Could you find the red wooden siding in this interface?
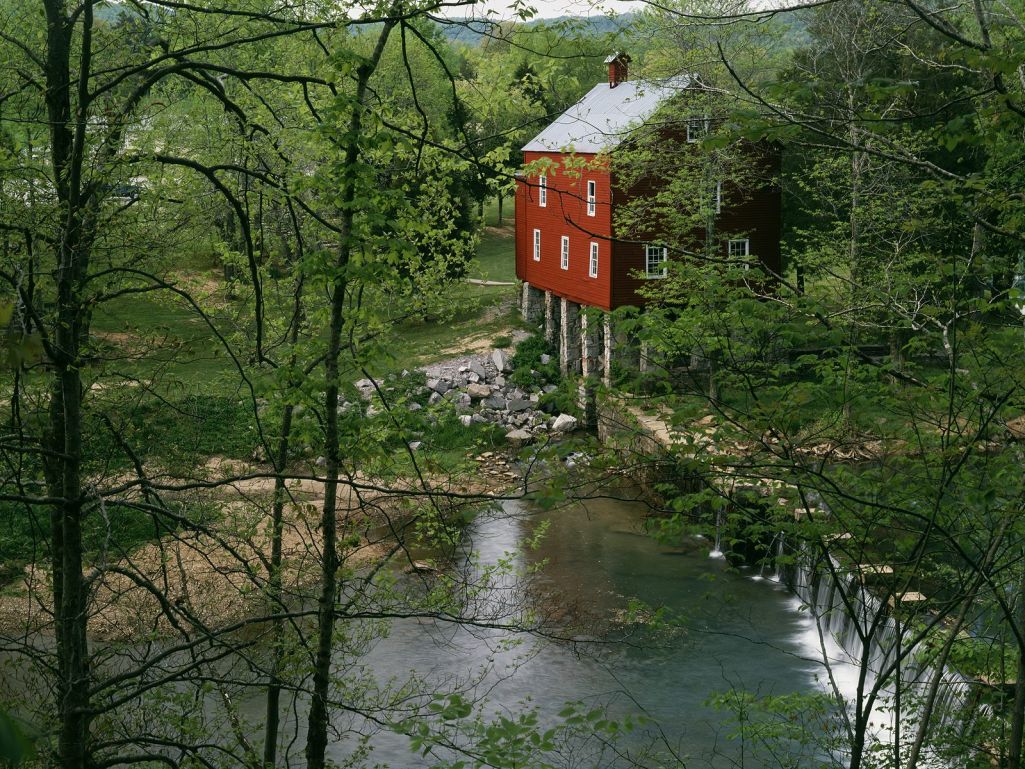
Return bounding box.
[610,144,782,308]
[515,151,615,311]
[515,146,782,312]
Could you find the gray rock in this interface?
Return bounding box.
[408,441,422,451]
[510,388,527,402]
[469,360,487,379]
[426,378,451,394]
[543,384,558,394]
[459,414,473,427]
[552,413,578,433]
[507,398,532,413]
[355,379,374,390]
[494,375,506,387]
[505,429,534,447]
[466,383,491,400]
[315,456,327,467]
[485,394,507,410]
[466,372,479,384]
[471,413,488,425]
[407,402,422,412]
[540,353,551,365]
[428,391,442,405]
[491,349,512,373]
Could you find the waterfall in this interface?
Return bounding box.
[788,551,985,767]
[709,508,725,559]
[771,533,785,582]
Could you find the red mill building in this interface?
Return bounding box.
[514,53,782,388]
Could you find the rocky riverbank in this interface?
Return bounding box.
[356,347,579,447]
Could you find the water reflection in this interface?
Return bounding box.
[319,491,822,768]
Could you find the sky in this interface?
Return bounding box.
[439,0,791,22]
[435,0,643,21]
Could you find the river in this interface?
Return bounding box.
[295,489,828,768]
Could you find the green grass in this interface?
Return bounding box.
[89,292,240,390]
[384,283,519,369]
[467,197,516,283]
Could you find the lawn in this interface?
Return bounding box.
[84,197,521,383]
[468,198,517,284]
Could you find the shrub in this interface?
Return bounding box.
[508,333,559,388]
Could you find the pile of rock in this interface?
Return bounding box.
[358,349,580,446]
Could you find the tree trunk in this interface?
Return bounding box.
[263,226,307,768]
[1008,560,1025,769]
[42,1,95,766]
[497,192,503,226]
[262,401,295,769]
[304,26,394,769]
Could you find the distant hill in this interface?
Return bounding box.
[435,12,639,47]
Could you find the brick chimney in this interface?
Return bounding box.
[605,52,630,88]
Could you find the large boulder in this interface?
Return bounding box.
[505,429,534,447]
[426,378,451,394]
[485,394,508,410]
[551,413,578,433]
[491,349,512,373]
[466,383,492,400]
[507,399,532,413]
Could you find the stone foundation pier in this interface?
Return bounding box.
[544,291,561,345]
[578,310,602,427]
[521,282,544,326]
[601,314,638,386]
[559,298,581,376]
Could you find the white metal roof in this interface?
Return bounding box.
[521,75,693,154]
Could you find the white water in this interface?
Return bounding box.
[788,551,983,767]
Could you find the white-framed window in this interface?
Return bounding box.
[538,175,547,207]
[686,115,709,143]
[560,235,570,270]
[587,180,596,217]
[645,245,667,278]
[728,238,750,265]
[715,180,722,213]
[533,229,541,261]
[589,242,599,278]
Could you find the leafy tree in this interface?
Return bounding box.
[611,1,1025,768]
[0,2,578,769]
